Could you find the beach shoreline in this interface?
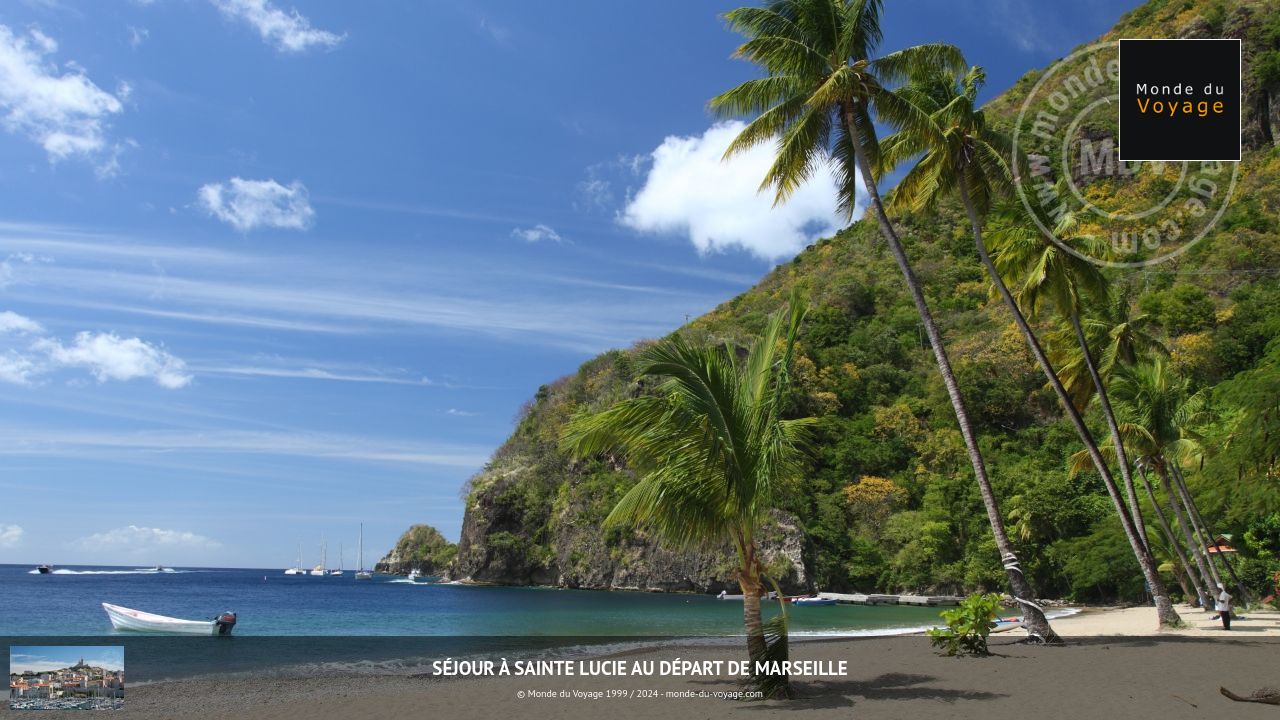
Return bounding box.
[27,604,1273,720]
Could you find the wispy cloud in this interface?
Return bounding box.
[0,24,126,170]
[0,224,723,354]
[197,177,315,231]
[0,426,490,468]
[209,0,344,53]
[73,524,221,554]
[127,25,148,49]
[511,223,563,243]
[0,523,22,548]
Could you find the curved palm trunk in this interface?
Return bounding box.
[1154,460,1216,606]
[1068,308,1149,551]
[737,537,789,698]
[1168,464,1247,601]
[1138,465,1208,607]
[843,107,1059,643]
[958,176,1180,628]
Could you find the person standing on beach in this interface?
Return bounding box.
[1215,583,1232,630]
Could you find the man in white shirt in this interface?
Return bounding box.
[1215,583,1232,630]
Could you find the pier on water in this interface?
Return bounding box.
[816,592,962,607]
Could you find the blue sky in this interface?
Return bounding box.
[0,0,1138,568]
[10,645,124,673]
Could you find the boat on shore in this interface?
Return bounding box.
[791,597,837,607]
[102,603,237,635]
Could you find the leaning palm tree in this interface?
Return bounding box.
[1102,360,1248,603]
[561,299,814,699]
[878,64,1180,626]
[709,0,1060,642]
[987,205,1152,551]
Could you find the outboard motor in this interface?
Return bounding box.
[215,611,237,636]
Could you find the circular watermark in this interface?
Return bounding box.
[1012,42,1238,268]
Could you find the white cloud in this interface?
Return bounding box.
[620,120,853,260]
[0,353,38,384]
[0,523,22,548]
[197,177,315,231]
[446,408,478,417]
[0,24,125,166]
[127,25,149,49]
[74,525,221,554]
[35,331,192,388]
[511,223,563,243]
[0,310,42,334]
[210,0,344,53]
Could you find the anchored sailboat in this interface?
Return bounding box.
[329,544,344,576]
[355,523,372,580]
[283,543,305,575]
[309,539,327,576]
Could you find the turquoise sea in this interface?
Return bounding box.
[1,564,947,637]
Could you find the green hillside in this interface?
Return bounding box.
[446,0,1280,603]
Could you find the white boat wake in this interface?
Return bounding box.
[27,568,201,575]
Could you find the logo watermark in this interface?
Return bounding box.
[1012,42,1239,268]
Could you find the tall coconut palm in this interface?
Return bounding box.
[877,64,1180,626]
[1136,460,1210,607]
[1105,362,1249,601]
[708,0,1059,642]
[561,299,814,698]
[1082,360,1219,605]
[987,206,1151,551]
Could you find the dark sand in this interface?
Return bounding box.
[9,635,1275,720]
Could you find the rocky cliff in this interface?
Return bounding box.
[375,524,457,576]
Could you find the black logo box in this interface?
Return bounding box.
[1119,38,1241,162]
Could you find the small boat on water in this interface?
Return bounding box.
[102,603,237,635]
[329,545,344,576]
[35,565,52,574]
[284,543,306,575]
[790,597,837,607]
[407,569,424,582]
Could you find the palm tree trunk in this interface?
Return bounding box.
[1167,464,1222,589]
[843,107,1059,643]
[1172,463,1249,602]
[1068,308,1149,551]
[1168,464,1248,601]
[738,538,767,663]
[1155,460,1215,608]
[957,175,1180,628]
[1138,464,1208,607]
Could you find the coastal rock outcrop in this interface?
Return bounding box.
[375,524,457,576]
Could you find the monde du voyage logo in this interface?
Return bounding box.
[1119,38,1242,162]
[1013,38,1241,268]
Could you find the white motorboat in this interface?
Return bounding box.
[355,523,372,580]
[102,603,237,635]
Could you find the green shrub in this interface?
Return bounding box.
[928,592,1002,656]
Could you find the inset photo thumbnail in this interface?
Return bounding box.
[9,646,124,711]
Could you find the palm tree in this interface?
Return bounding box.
[987,206,1152,551]
[1135,459,1210,607]
[561,299,815,698]
[1103,361,1250,602]
[709,0,1060,643]
[878,64,1181,626]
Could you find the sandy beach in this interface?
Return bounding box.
[10,604,1273,720]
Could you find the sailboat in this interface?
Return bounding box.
[283,543,306,575]
[329,544,344,576]
[355,523,372,580]
[309,539,327,576]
